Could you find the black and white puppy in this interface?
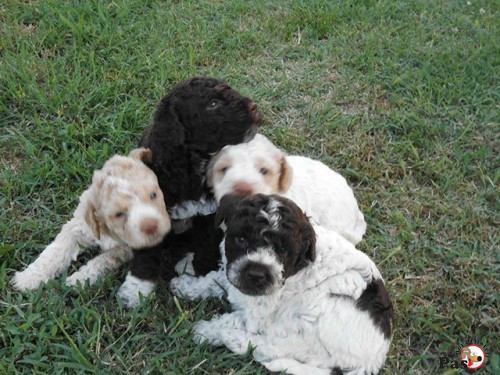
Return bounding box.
[118,77,262,308]
[173,194,393,375]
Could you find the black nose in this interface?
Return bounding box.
[245,266,272,286]
[247,268,267,282]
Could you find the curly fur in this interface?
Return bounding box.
[207,134,366,245]
[12,149,171,292]
[140,77,261,207]
[118,77,262,308]
[171,195,393,375]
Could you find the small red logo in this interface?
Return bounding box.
[460,344,486,370]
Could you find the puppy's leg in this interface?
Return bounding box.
[324,247,382,285]
[66,246,133,287]
[344,249,382,283]
[170,270,228,300]
[325,270,371,300]
[11,218,94,291]
[193,313,247,350]
[117,246,161,309]
[117,271,156,309]
[174,252,196,276]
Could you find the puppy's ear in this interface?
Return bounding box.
[91,169,106,189]
[301,218,317,262]
[215,194,243,230]
[128,148,153,165]
[278,156,293,193]
[85,201,101,239]
[293,213,316,273]
[153,98,185,145]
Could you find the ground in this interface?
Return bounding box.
[0,0,498,374]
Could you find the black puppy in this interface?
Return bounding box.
[118,77,262,308]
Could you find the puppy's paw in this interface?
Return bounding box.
[174,252,195,276]
[327,271,367,300]
[65,272,91,287]
[11,270,47,292]
[169,274,196,298]
[117,272,156,309]
[193,319,221,346]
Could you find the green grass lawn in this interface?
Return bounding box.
[1,0,498,374]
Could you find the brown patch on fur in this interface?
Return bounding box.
[356,279,394,339]
[278,156,293,192]
[129,148,153,164]
[85,202,101,239]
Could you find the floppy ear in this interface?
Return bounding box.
[152,97,185,145]
[301,218,317,262]
[278,155,293,193]
[85,201,101,239]
[292,211,316,273]
[91,169,106,188]
[128,148,153,164]
[215,194,243,230]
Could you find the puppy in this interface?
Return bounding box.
[118,77,262,308]
[207,134,366,245]
[11,149,171,292]
[175,194,393,375]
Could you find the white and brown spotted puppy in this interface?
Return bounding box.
[11,148,171,292]
[207,134,366,245]
[175,194,393,375]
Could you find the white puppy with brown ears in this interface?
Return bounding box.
[11,148,171,292]
[207,134,366,245]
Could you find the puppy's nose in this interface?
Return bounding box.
[246,267,270,284]
[140,219,159,235]
[247,101,261,123]
[247,101,258,114]
[233,182,253,197]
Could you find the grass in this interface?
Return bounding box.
[0,0,498,373]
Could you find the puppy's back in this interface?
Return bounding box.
[285,155,366,244]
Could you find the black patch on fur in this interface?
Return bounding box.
[330,367,344,375]
[356,279,394,339]
[131,214,223,281]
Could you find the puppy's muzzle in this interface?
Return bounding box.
[233,182,254,197]
[247,101,261,122]
[237,262,275,296]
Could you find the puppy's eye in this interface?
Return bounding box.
[219,166,229,174]
[235,237,248,247]
[115,211,126,218]
[150,192,157,200]
[259,167,269,176]
[207,99,220,109]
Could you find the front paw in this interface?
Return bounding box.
[11,270,47,292]
[170,274,195,298]
[65,273,81,287]
[193,319,221,346]
[117,273,156,309]
[174,252,195,276]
